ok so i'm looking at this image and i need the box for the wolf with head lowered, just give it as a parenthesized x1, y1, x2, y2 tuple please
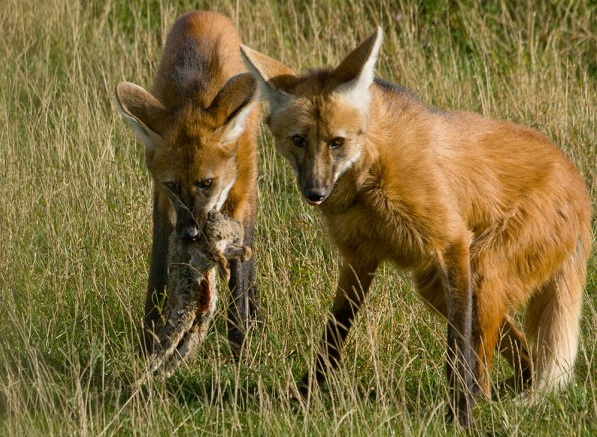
(115, 11, 260, 358)
(241, 29, 591, 426)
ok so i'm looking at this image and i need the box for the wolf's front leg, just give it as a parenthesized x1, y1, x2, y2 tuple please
(442, 240, 475, 427)
(300, 257, 378, 394)
(227, 256, 257, 358)
(143, 191, 173, 355)
(225, 216, 258, 359)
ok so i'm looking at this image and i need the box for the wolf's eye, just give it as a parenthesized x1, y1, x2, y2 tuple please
(291, 135, 306, 148)
(329, 137, 345, 149)
(196, 178, 213, 189)
(163, 181, 180, 193)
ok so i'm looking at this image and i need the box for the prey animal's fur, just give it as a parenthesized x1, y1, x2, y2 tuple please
(137, 211, 251, 383)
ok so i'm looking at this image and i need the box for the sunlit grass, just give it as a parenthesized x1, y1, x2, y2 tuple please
(0, 0, 594, 435)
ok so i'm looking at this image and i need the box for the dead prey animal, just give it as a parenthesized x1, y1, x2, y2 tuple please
(136, 211, 251, 384)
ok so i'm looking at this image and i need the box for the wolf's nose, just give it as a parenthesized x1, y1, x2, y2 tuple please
(180, 225, 199, 242)
(303, 188, 326, 204)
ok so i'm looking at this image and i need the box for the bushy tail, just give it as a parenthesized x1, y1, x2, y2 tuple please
(525, 241, 587, 392)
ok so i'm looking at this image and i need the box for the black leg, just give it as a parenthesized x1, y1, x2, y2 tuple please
(300, 258, 378, 393)
(245, 255, 260, 323)
(227, 256, 254, 358)
(226, 216, 260, 357)
(142, 191, 172, 355)
(443, 241, 475, 427)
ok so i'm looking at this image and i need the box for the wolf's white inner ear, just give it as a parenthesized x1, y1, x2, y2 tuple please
(240, 45, 296, 111)
(115, 82, 169, 153)
(333, 27, 383, 112)
(221, 100, 257, 145)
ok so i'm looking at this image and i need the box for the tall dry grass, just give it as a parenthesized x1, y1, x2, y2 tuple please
(0, 0, 594, 435)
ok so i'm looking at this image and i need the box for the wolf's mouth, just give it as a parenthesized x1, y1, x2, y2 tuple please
(302, 187, 328, 206)
(305, 198, 324, 205)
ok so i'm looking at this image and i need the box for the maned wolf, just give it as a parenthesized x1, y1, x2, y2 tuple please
(241, 29, 591, 425)
(115, 11, 260, 358)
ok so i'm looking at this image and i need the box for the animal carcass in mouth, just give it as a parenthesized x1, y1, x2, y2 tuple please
(137, 210, 252, 383)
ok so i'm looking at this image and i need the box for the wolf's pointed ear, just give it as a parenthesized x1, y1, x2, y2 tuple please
(240, 45, 296, 111)
(210, 73, 258, 145)
(115, 82, 169, 153)
(333, 27, 383, 112)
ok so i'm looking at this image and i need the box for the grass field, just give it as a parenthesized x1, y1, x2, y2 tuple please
(0, 0, 595, 435)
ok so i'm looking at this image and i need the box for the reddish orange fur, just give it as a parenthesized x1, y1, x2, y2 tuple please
(242, 30, 591, 425)
(115, 11, 260, 357)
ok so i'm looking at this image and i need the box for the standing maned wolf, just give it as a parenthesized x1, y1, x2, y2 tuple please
(241, 29, 591, 425)
(115, 11, 260, 358)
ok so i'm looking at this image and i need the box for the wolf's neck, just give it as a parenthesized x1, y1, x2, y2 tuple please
(319, 89, 426, 214)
